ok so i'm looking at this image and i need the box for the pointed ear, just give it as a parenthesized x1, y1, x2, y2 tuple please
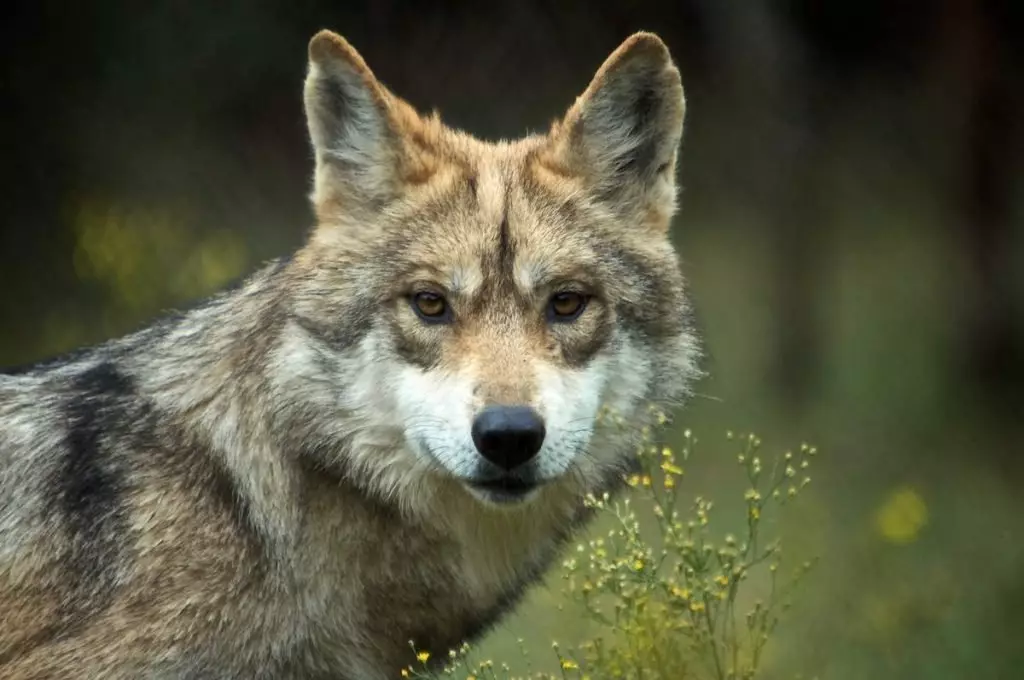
(304, 31, 432, 221)
(549, 33, 686, 227)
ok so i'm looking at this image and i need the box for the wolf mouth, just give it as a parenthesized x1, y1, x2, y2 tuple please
(465, 476, 541, 503)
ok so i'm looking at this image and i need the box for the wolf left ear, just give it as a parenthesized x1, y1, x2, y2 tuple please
(304, 31, 433, 223)
(549, 33, 686, 228)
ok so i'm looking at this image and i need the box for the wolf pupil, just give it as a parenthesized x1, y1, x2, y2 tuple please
(549, 292, 586, 321)
(412, 292, 448, 321)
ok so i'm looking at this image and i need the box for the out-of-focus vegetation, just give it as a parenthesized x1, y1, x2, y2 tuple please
(2, 3, 1022, 678)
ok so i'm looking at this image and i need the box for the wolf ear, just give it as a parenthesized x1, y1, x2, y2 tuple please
(304, 31, 431, 222)
(550, 33, 685, 228)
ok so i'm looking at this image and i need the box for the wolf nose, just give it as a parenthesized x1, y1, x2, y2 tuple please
(471, 406, 546, 471)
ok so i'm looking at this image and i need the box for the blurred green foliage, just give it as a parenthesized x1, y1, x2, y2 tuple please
(28, 198, 249, 359)
(72, 198, 247, 310)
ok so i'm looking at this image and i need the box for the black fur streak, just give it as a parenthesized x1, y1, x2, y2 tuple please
(22, 361, 137, 651)
(472, 206, 525, 316)
(61, 362, 132, 583)
(497, 214, 514, 279)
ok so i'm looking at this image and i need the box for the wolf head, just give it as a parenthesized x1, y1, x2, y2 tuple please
(281, 31, 700, 510)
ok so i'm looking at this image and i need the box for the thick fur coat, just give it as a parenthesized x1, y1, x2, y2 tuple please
(0, 30, 700, 679)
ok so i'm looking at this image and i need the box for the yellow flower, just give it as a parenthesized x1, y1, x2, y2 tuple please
(401, 670, 410, 678)
(664, 475, 676, 489)
(641, 475, 653, 487)
(561, 659, 580, 670)
(416, 651, 430, 663)
(714, 574, 729, 587)
(690, 601, 706, 613)
(661, 461, 683, 475)
(671, 586, 691, 600)
(875, 486, 928, 545)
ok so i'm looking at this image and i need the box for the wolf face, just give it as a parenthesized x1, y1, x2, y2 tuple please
(285, 31, 700, 510)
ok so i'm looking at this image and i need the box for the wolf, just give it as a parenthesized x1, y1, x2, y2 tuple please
(0, 29, 699, 679)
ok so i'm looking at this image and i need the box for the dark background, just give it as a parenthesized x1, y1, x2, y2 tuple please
(2, 2, 1023, 678)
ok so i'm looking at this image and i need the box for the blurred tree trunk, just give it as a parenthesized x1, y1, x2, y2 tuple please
(938, 0, 1023, 416)
(700, 0, 827, 409)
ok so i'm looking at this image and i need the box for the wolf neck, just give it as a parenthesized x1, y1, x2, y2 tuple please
(119, 258, 301, 545)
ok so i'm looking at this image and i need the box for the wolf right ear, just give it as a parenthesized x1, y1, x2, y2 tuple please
(548, 33, 686, 229)
(304, 31, 433, 223)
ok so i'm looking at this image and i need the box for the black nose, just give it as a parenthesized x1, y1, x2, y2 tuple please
(471, 405, 546, 471)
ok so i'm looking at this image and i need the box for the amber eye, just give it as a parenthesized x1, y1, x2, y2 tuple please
(547, 291, 588, 322)
(411, 292, 451, 323)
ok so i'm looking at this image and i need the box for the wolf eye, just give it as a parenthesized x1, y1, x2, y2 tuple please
(411, 292, 451, 323)
(547, 292, 587, 322)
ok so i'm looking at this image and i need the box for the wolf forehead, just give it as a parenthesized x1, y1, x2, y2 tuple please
(345, 167, 661, 294)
